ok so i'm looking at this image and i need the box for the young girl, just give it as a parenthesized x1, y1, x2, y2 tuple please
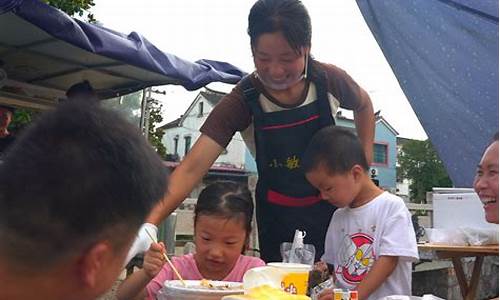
(117, 181, 265, 300)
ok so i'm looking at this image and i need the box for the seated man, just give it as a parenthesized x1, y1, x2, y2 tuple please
(0, 101, 168, 300)
(0, 105, 15, 157)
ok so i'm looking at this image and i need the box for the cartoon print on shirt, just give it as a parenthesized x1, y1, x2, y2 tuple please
(336, 232, 375, 285)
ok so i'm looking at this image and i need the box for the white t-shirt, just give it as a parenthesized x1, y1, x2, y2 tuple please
(322, 192, 419, 300)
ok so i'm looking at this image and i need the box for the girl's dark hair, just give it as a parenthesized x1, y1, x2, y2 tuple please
(194, 181, 254, 250)
(248, 0, 311, 54)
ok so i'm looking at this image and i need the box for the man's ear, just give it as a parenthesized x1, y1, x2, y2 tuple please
(77, 242, 112, 288)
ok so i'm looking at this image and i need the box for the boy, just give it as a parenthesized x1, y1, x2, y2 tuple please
(302, 126, 418, 300)
(0, 101, 168, 300)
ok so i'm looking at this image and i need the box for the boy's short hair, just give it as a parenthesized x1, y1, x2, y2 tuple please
(302, 126, 369, 174)
(0, 101, 168, 269)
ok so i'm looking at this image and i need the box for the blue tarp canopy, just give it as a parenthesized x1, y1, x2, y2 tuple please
(357, 0, 499, 187)
(0, 0, 245, 108)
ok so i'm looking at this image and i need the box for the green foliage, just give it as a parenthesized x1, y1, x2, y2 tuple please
(43, 0, 96, 22)
(397, 139, 452, 203)
(9, 108, 38, 135)
(147, 98, 166, 158)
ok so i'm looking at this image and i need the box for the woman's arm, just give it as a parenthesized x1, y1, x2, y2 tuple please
(353, 89, 375, 164)
(355, 255, 398, 300)
(146, 134, 225, 224)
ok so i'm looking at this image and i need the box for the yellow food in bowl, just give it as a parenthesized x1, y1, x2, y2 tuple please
(222, 285, 311, 300)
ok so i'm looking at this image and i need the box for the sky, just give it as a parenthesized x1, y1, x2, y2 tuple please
(92, 0, 427, 140)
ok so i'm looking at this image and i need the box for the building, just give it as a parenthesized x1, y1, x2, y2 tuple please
(335, 111, 398, 191)
(161, 89, 257, 174)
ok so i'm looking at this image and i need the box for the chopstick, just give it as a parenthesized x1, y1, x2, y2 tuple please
(144, 228, 187, 287)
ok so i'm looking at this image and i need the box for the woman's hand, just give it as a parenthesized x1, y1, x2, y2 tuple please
(143, 242, 167, 278)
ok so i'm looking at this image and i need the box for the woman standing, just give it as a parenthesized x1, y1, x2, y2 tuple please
(128, 0, 375, 263)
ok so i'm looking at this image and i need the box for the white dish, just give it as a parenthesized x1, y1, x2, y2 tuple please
(158, 280, 244, 300)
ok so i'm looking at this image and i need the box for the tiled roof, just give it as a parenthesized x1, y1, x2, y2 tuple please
(199, 90, 225, 106)
(159, 117, 181, 129)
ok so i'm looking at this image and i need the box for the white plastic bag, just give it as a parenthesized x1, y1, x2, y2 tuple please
(460, 226, 499, 245)
(425, 227, 499, 246)
(424, 228, 468, 245)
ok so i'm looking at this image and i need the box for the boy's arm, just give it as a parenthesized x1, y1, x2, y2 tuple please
(355, 255, 398, 300)
(116, 269, 150, 300)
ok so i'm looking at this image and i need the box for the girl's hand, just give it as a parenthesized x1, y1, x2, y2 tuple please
(318, 288, 333, 300)
(143, 242, 167, 278)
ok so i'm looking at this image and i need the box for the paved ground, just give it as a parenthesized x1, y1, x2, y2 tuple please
(96, 279, 121, 300)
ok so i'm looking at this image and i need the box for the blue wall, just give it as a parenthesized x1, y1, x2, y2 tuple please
(244, 148, 258, 173)
(335, 117, 397, 190)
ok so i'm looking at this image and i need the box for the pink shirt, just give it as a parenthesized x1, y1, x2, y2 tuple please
(146, 254, 265, 299)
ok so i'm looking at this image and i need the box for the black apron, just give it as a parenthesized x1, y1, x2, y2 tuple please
(241, 72, 337, 262)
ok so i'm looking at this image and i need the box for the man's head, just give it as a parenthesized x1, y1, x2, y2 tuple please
(66, 80, 98, 102)
(302, 126, 370, 208)
(0, 105, 14, 134)
(0, 101, 167, 299)
(473, 133, 499, 224)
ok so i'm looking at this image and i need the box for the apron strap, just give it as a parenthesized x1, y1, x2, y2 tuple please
(314, 70, 336, 127)
(240, 75, 268, 178)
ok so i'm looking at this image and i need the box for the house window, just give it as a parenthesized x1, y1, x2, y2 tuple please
(373, 143, 388, 165)
(173, 135, 179, 155)
(198, 102, 204, 117)
(184, 136, 192, 155)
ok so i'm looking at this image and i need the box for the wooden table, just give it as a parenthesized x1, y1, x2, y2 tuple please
(418, 243, 499, 300)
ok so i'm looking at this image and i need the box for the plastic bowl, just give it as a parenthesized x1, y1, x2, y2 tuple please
(157, 280, 244, 300)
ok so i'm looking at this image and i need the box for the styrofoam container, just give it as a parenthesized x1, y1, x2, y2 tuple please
(157, 280, 244, 300)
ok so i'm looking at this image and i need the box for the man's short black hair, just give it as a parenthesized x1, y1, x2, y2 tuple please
(66, 80, 98, 101)
(0, 101, 168, 268)
(302, 126, 369, 174)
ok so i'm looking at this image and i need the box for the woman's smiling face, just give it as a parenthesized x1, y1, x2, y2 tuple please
(253, 31, 307, 91)
(474, 141, 499, 224)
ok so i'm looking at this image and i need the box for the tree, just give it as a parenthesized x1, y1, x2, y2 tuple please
(9, 0, 96, 131)
(43, 0, 96, 22)
(147, 98, 167, 158)
(397, 139, 452, 202)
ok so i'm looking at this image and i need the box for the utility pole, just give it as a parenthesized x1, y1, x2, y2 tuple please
(139, 87, 149, 136)
(140, 87, 167, 138)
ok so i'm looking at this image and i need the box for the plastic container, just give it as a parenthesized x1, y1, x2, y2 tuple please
(157, 280, 244, 300)
(243, 263, 311, 295)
